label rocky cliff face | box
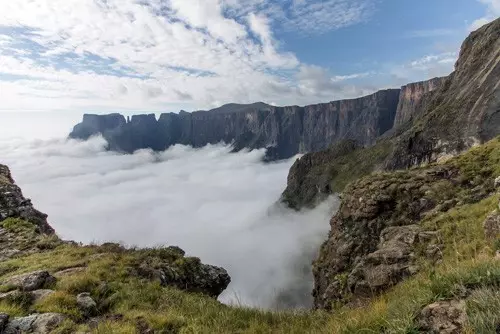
[70,90,401,160]
[313,137,500,310]
[393,77,447,128]
[386,18,500,169]
[281,18,500,209]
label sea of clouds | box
[0,112,338,309]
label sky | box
[0,127,338,308]
[0,0,498,113]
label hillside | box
[282,17,500,209]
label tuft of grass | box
[33,291,82,320]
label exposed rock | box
[3,270,56,292]
[77,292,97,317]
[386,18,500,170]
[54,267,87,277]
[0,165,55,235]
[483,210,500,240]
[495,176,500,188]
[418,300,467,334]
[136,257,231,298]
[393,77,447,128]
[5,313,66,334]
[31,289,55,302]
[312,164,472,310]
[70,90,401,160]
[0,313,9,332]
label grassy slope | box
[2,139,500,333]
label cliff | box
[70,89,401,160]
[282,17,500,209]
[393,77,447,128]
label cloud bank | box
[0,122,337,309]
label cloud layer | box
[0,118,337,308]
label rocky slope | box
[70,89,401,160]
[282,17,500,209]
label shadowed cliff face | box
[69,90,401,160]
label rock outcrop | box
[386,18,500,169]
[70,90,401,160]
[312,138,499,309]
[393,77,447,128]
[0,165,54,235]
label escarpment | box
[282,17,500,209]
[70,89,401,160]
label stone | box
[0,313,9,332]
[5,313,66,334]
[31,289,55,302]
[32,313,66,333]
[418,300,467,334]
[483,211,500,240]
[494,176,500,188]
[77,292,97,317]
[54,267,87,277]
[3,270,56,291]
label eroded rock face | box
[312,166,465,310]
[418,300,467,334]
[386,18,500,170]
[0,165,55,235]
[70,90,401,160]
[393,77,447,128]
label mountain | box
[282,17,500,209]
[69,90,401,160]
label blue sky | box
[0,0,498,113]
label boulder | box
[494,176,500,189]
[418,300,467,334]
[4,313,65,334]
[31,289,55,302]
[3,270,56,291]
[0,313,9,332]
[77,292,97,317]
[483,211,500,240]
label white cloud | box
[0,116,337,309]
[469,0,500,31]
[0,0,374,112]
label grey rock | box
[0,313,9,332]
[494,176,500,188]
[69,89,401,161]
[77,292,97,316]
[4,271,56,292]
[5,313,66,334]
[31,289,55,302]
[418,300,467,334]
[483,210,500,240]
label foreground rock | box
[4,313,66,334]
[3,271,56,292]
[418,300,467,334]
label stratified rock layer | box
[70,90,401,160]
